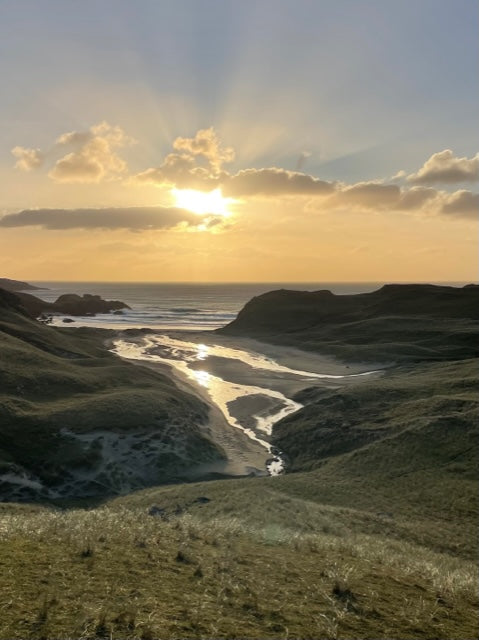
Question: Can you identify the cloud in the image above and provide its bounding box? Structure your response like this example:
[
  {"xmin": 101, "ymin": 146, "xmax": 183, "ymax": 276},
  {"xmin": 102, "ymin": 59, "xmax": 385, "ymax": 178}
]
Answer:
[
  {"xmin": 11, "ymin": 122, "xmax": 133, "ymax": 183},
  {"xmin": 309, "ymin": 180, "xmax": 477, "ymax": 220},
  {"xmin": 49, "ymin": 153, "xmax": 107, "ymax": 183},
  {"xmin": 11, "ymin": 146, "xmax": 44, "ymax": 171},
  {"xmin": 223, "ymin": 168, "xmax": 334, "ymax": 197},
  {"xmin": 330, "ymin": 182, "xmax": 400, "ymax": 209},
  {"xmin": 134, "ymin": 162, "xmax": 335, "ymax": 197},
  {"xmin": 132, "ymin": 153, "xmax": 220, "ymax": 191},
  {"xmin": 49, "ymin": 122, "xmax": 133, "ymax": 183},
  {"xmin": 407, "ymin": 149, "xmax": 479, "ymax": 185},
  {"xmin": 390, "ymin": 170, "xmax": 406, "ymax": 181},
  {"xmin": 133, "ymin": 135, "xmax": 478, "ymax": 221},
  {"xmin": 395, "ymin": 186, "xmax": 438, "ymax": 210},
  {"xmin": 130, "ymin": 128, "xmax": 236, "ymax": 192},
  {"xmin": 9, "ymin": 126, "xmax": 478, "ymax": 226},
  {"xmin": 132, "ymin": 129, "xmax": 334, "ymax": 197},
  {"xmin": 440, "ymin": 190, "xmax": 479, "ymax": 219},
  {"xmin": 0, "ymin": 206, "xmax": 214, "ymax": 231},
  {"xmin": 172, "ymin": 127, "xmax": 235, "ymax": 171}
]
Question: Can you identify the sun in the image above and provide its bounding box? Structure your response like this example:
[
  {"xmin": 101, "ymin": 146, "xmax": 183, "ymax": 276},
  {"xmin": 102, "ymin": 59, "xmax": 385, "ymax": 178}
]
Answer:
[{"xmin": 171, "ymin": 187, "xmax": 234, "ymax": 216}]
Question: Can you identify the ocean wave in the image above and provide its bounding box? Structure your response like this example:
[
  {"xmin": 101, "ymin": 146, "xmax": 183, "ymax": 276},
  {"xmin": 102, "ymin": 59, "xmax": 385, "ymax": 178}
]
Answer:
[{"xmin": 48, "ymin": 308, "xmax": 237, "ymax": 331}]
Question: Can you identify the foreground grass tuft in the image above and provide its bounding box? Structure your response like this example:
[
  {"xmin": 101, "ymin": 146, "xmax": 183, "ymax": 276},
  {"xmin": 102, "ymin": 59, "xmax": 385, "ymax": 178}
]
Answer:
[{"xmin": 0, "ymin": 497, "xmax": 477, "ymax": 639}]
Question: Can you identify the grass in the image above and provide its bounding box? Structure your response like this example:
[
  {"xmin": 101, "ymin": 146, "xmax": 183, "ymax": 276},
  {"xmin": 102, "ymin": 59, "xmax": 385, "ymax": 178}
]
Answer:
[
  {"xmin": 267, "ymin": 358, "xmax": 479, "ymax": 561},
  {"xmin": 0, "ymin": 301, "xmax": 224, "ymax": 499},
  {"xmin": 220, "ymin": 285, "xmax": 479, "ymax": 363},
  {"xmin": 0, "ymin": 493, "xmax": 477, "ymax": 639}
]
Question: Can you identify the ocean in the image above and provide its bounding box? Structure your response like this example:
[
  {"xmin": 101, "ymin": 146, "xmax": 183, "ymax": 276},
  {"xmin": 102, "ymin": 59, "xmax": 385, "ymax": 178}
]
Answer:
[{"xmin": 30, "ymin": 281, "xmax": 468, "ymax": 331}]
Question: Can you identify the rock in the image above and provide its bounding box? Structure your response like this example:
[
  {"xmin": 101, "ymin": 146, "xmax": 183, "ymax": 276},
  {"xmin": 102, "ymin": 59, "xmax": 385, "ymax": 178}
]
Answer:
[
  {"xmin": 62, "ymin": 318, "xmax": 75, "ymax": 323},
  {"xmin": 52, "ymin": 293, "xmax": 130, "ymax": 316},
  {"xmin": 10, "ymin": 290, "xmax": 130, "ymax": 319},
  {"xmin": 148, "ymin": 505, "xmax": 167, "ymax": 517}
]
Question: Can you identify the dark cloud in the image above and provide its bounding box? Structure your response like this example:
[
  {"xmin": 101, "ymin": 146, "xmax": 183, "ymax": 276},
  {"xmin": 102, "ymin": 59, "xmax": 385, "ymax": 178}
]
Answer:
[
  {"xmin": 133, "ymin": 159, "xmax": 335, "ymax": 198},
  {"xmin": 223, "ymin": 168, "xmax": 334, "ymax": 197},
  {"xmin": 395, "ymin": 187, "xmax": 437, "ymax": 210},
  {"xmin": 440, "ymin": 191, "xmax": 479, "ymax": 219},
  {"xmin": 407, "ymin": 149, "xmax": 479, "ymax": 185},
  {"xmin": 331, "ymin": 182, "xmax": 400, "ymax": 208},
  {"xmin": 0, "ymin": 207, "xmax": 210, "ymax": 231}
]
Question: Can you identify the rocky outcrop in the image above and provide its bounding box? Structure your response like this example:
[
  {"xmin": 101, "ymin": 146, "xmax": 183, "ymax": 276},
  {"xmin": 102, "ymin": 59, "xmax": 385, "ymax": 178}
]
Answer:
[
  {"xmin": 51, "ymin": 293, "xmax": 130, "ymax": 316},
  {"xmin": 10, "ymin": 290, "xmax": 130, "ymax": 318}
]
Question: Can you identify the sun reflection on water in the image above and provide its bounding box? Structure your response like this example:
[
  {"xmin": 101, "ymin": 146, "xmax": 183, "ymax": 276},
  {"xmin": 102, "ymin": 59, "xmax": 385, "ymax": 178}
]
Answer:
[
  {"xmin": 196, "ymin": 343, "xmax": 209, "ymax": 360},
  {"xmin": 193, "ymin": 369, "xmax": 211, "ymax": 387}
]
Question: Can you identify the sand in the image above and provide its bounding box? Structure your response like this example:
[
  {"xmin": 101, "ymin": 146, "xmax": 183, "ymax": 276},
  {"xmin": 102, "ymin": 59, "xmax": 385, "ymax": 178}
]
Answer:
[{"xmin": 110, "ymin": 330, "xmax": 385, "ymax": 479}]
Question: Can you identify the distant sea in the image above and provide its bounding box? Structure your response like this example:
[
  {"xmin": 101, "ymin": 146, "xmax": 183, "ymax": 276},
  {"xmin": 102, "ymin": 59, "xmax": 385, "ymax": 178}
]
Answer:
[{"xmin": 30, "ymin": 281, "xmax": 470, "ymax": 331}]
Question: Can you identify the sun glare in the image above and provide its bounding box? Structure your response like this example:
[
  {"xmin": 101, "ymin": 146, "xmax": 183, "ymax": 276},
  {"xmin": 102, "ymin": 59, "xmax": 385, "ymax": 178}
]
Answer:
[{"xmin": 172, "ymin": 188, "xmax": 233, "ymax": 216}]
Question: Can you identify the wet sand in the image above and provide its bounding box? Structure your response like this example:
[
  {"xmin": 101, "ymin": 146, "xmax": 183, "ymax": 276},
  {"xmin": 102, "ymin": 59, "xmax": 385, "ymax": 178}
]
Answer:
[{"xmin": 111, "ymin": 330, "xmax": 384, "ymax": 478}]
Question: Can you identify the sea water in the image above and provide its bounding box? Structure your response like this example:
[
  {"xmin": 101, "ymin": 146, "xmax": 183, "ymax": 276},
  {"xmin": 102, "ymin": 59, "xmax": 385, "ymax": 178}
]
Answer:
[{"xmin": 31, "ymin": 281, "xmax": 403, "ymax": 330}]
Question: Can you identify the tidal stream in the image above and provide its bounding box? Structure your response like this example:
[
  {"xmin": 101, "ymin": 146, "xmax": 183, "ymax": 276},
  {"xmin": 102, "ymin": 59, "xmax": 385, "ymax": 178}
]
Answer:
[{"xmin": 112, "ymin": 334, "xmax": 379, "ymax": 475}]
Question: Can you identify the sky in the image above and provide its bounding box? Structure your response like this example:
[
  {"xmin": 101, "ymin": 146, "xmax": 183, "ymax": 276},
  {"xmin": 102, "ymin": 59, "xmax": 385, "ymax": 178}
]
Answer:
[{"xmin": 0, "ymin": 0, "xmax": 477, "ymax": 282}]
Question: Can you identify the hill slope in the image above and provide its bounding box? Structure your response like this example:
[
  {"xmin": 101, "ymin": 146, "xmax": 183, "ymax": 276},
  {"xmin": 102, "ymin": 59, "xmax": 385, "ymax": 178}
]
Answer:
[
  {"xmin": 220, "ymin": 284, "xmax": 479, "ymax": 362},
  {"xmin": 0, "ymin": 289, "xmax": 224, "ymax": 501},
  {"xmin": 0, "ymin": 277, "xmax": 43, "ymax": 292}
]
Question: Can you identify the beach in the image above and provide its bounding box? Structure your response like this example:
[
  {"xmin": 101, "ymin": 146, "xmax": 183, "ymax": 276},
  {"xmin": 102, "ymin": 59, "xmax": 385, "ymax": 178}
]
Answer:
[{"xmin": 111, "ymin": 330, "xmax": 384, "ymax": 477}]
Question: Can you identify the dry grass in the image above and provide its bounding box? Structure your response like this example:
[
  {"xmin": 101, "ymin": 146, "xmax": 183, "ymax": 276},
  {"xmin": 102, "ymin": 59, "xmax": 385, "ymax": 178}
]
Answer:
[{"xmin": 1, "ymin": 500, "xmax": 477, "ymax": 639}]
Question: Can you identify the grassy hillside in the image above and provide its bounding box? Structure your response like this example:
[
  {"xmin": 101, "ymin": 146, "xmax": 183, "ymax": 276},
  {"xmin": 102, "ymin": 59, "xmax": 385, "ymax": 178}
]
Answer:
[
  {"xmin": 0, "ymin": 277, "xmax": 43, "ymax": 291},
  {"xmin": 0, "ymin": 468, "xmax": 477, "ymax": 639},
  {"xmin": 0, "ymin": 289, "xmax": 224, "ymax": 501},
  {"xmin": 220, "ymin": 284, "xmax": 479, "ymax": 363},
  {"xmin": 274, "ymin": 358, "xmax": 478, "ymax": 473},
  {"xmin": 0, "ymin": 352, "xmax": 477, "ymax": 638}
]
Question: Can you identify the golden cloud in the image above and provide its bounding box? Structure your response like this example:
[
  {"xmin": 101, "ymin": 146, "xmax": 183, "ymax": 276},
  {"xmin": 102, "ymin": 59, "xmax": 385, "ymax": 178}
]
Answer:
[
  {"xmin": 407, "ymin": 149, "xmax": 479, "ymax": 185},
  {"xmin": 10, "ymin": 125, "xmax": 478, "ymax": 223},
  {"xmin": 11, "ymin": 122, "xmax": 134, "ymax": 183},
  {"xmin": 11, "ymin": 146, "xmax": 44, "ymax": 171}
]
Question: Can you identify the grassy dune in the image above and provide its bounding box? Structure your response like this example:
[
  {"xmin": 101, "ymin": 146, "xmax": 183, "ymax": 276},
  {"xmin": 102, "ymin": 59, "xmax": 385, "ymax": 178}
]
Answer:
[
  {"xmin": 220, "ymin": 284, "xmax": 479, "ymax": 363},
  {"xmin": 0, "ymin": 290, "xmax": 223, "ymax": 500}
]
